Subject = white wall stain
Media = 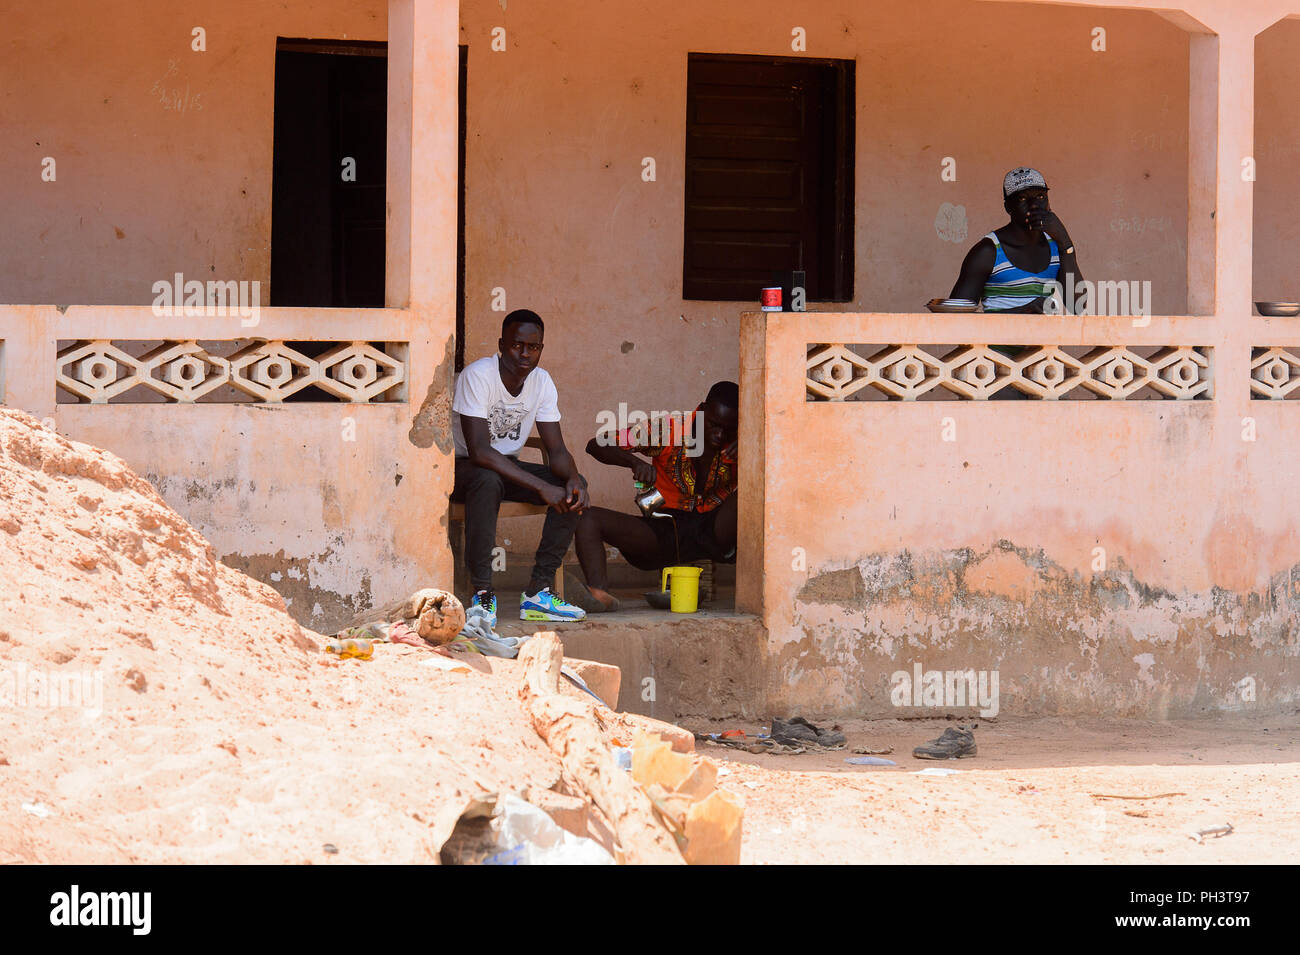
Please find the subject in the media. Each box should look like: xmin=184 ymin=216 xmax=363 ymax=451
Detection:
xmin=935 ymin=202 xmax=968 ymax=243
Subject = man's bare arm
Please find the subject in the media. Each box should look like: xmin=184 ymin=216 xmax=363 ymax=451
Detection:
xmin=950 ymin=238 xmax=996 ymax=303
xmin=586 ymin=437 xmax=656 ymax=485
xmin=537 ymin=420 xmax=589 ymax=511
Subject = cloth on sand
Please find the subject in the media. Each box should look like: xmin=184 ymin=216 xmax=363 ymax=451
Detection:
xmin=457 ymin=604 xmax=530 ymax=658
xmin=334 ymin=595 xmax=529 ymax=659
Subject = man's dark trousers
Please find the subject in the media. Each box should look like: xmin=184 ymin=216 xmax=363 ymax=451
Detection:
xmin=452 ymin=456 xmax=578 ymax=594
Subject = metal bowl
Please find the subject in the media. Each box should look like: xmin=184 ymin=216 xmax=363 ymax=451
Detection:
xmin=643 ymin=591 xmax=672 ymax=610
xmin=926 ymin=297 xmax=979 ymax=313
xmin=1255 ymin=301 xmax=1300 ymax=316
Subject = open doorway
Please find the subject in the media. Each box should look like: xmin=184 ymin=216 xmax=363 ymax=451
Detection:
xmin=270 ymin=38 xmax=387 ymax=307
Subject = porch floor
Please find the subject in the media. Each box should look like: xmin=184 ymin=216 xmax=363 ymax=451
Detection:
xmin=494 ymin=583 xmax=765 ymax=720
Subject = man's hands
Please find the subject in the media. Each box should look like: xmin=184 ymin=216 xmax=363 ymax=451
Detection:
xmin=631 ymin=460 xmax=657 ymax=485
xmin=540 ymin=475 xmax=590 ymax=513
xmin=1029 ymin=208 xmax=1071 ymax=246
xmin=564 ymin=474 xmax=589 ymax=512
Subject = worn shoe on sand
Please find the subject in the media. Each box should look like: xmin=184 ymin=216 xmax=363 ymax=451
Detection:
xmin=771 ymin=716 xmax=846 ymax=748
xmin=912 ymin=724 xmax=977 ymax=759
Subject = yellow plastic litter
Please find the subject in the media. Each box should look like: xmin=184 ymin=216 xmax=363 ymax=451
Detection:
xmin=325 ymin=638 xmax=374 ymax=660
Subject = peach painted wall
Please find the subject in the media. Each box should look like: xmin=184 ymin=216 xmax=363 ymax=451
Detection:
xmin=0 ymin=0 xmax=387 ymax=305
xmin=6 ymin=0 xmax=1300 ymax=721
xmin=0 ymin=0 xmax=462 ymax=634
xmin=458 ymin=0 xmax=1192 ymax=514
xmin=744 ymin=310 xmax=1300 ymax=718
xmin=2 ymin=0 xmax=1194 ymax=515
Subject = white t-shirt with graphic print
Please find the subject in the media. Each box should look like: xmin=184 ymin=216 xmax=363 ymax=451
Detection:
xmin=452 ymin=355 xmax=561 ymax=458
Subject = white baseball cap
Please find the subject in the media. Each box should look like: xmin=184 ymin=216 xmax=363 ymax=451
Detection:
xmin=1003 ymin=167 xmax=1049 ymax=198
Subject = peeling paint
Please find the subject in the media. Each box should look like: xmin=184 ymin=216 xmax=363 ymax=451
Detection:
xmin=788 ymin=541 xmax=1300 ymax=719
xmin=408 ymin=337 xmax=454 ymax=452
xmin=220 ymin=545 xmax=375 ymax=634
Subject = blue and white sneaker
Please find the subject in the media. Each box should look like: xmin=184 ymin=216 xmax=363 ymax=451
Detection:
xmin=520 ymin=587 xmax=587 ymax=622
xmin=470 ymin=590 xmax=497 ymax=629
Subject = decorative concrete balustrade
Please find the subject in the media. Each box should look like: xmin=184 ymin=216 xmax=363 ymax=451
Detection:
xmin=806 ymin=343 xmax=1213 ymax=401
xmin=54 ymin=340 xmax=407 ymax=404
xmin=1250 ymin=347 xmax=1300 ymax=399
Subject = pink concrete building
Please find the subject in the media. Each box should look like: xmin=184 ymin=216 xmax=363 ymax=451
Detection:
xmin=3 ymin=0 xmax=1299 ymax=718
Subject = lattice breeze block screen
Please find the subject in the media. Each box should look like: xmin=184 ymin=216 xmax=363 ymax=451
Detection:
xmin=55 ymin=340 xmax=407 ymax=404
xmin=806 ymin=344 xmax=1213 ymax=401
xmin=1250 ymin=347 xmax=1300 ymax=399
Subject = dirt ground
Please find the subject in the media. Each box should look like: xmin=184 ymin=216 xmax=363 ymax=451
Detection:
xmin=684 ymin=714 xmax=1300 ymax=864
xmin=4 ymin=409 xmax=1297 ymax=865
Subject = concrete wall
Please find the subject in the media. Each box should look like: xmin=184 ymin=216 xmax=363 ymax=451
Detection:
xmin=0 ymin=0 xmax=388 ymax=305
xmin=0 ymin=303 xmax=456 ymax=634
xmin=457 ymin=0 xmax=1195 ymax=519
xmin=0 ymin=0 xmax=460 ymax=634
xmin=727 ymin=2 xmax=1300 ymax=721
xmin=7 ymin=0 xmax=1300 ymax=719
xmin=744 ymin=308 xmax=1300 ymax=719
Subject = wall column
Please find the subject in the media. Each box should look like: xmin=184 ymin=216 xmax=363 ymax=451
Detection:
xmin=388 ymin=0 xmax=460 ymax=591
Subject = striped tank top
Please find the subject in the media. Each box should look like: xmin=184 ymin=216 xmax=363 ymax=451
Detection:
xmin=981 ymin=232 xmax=1059 ymax=311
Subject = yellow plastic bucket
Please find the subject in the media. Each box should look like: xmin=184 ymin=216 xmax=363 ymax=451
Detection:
xmin=661 ymin=565 xmax=702 ymax=613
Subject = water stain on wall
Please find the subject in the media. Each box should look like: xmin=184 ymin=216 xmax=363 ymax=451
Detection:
xmin=788 ymin=540 xmax=1300 ymax=719
xmin=221 ymin=547 xmax=374 ymax=634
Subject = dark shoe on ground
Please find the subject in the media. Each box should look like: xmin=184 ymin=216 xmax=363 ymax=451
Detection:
xmin=771 ymin=716 xmax=846 ymax=748
xmin=912 ymin=724 xmax=977 ymax=760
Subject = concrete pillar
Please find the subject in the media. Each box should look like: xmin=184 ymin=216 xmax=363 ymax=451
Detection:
xmin=1190 ymin=26 xmax=1258 ymax=323
xmin=387 ymin=0 xmax=460 ymax=591
xmin=387 ymin=0 xmax=459 ymax=309
xmin=1186 ymin=30 xmax=1219 ymax=316
xmin=737 ymin=312 xmax=768 ymax=616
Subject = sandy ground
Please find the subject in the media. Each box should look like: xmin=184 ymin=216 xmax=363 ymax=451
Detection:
xmin=684 ymin=714 xmax=1300 ymax=864
xmin=5 ymin=409 xmax=1297 ymax=865
xmin=0 ymin=410 xmax=568 ymax=863
xmin=0 ymin=645 xmax=576 ymax=864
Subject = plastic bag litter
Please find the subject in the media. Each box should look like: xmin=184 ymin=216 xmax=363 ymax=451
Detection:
xmin=485 ymin=795 xmax=614 ymax=866
xmin=442 ymin=794 xmax=613 ymax=865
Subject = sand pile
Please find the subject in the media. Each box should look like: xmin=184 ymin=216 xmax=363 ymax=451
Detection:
xmin=0 ymin=409 xmax=566 ymax=863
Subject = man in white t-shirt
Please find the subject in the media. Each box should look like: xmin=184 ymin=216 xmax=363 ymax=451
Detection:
xmin=451 ymin=309 xmax=590 ymax=624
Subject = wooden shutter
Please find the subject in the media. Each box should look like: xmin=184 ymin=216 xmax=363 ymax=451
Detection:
xmin=683 ymin=54 xmax=854 ymax=302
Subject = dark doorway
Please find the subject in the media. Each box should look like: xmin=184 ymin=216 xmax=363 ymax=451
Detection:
xmin=271 ymin=39 xmax=387 ymax=307
xmin=683 ymin=53 xmax=855 ymax=303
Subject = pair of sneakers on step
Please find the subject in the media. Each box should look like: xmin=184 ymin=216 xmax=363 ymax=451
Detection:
xmin=470 ymin=586 xmax=586 ymax=628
